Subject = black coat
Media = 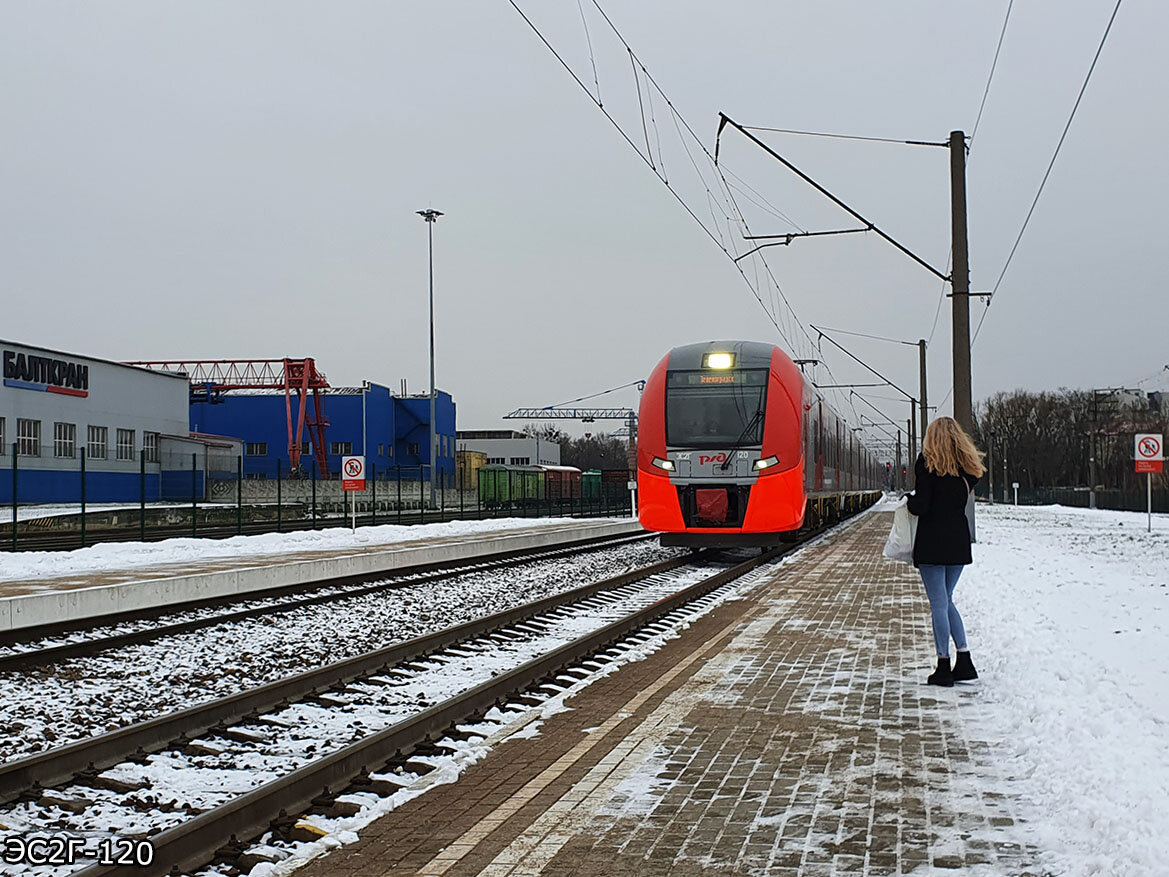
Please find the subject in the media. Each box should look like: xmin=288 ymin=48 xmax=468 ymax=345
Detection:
xmin=906 ymin=454 xmax=979 ymax=566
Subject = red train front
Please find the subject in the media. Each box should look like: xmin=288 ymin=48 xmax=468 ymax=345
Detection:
xmin=637 ymin=340 xmax=881 ymax=547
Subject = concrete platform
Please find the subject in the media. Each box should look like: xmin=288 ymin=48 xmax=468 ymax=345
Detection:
xmin=0 ymin=518 xmax=643 ymax=634
xmin=295 ymin=511 xmax=1042 ymax=877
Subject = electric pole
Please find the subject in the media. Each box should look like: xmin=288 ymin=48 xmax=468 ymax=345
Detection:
xmin=919 ymin=339 xmax=928 ymax=440
xmin=418 ymin=208 xmax=443 ymax=509
xmin=896 ymin=429 xmax=903 ymax=491
xmin=908 ymin=406 xmax=916 ymax=489
xmin=950 ymin=130 xmax=973 ymax=434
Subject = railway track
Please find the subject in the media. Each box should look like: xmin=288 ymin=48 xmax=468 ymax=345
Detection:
xmin=0 ymin=514 xmax=855 ymax=877
xmin=0 ymin=531 xmax=656 ymax=667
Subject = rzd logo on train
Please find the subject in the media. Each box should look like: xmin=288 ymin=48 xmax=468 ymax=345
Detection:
xmin=699 ymin=453 xmax=728 ymax=465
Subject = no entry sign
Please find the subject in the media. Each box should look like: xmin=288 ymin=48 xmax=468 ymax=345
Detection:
xmin=342 ymin=455 xmax=366 ymax=490
xmin=1134 ymin=434 xmax=1163 ymax=474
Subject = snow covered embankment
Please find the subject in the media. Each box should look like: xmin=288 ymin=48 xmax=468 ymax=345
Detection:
xmin=0 ymin=516 xmax=626 ymax=582
xmin=962 ymin=504 xmax=1169 ymax=877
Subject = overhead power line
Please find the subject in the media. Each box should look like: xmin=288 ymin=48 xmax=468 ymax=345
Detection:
xmin=935 ymin=0 xmax=1123 ymax=415
xmin=971 ymin=0 xmax=1123 ymax=349
xmin=970 ymin=0 xmax=1014 ymax=146
xmin=742 ymin=126 xmax=946 ymax=148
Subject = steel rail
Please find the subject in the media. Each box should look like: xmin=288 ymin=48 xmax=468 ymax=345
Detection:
xmin=0 ymin=551 xmax=699 ymax=804
xmin=74 ymin=543 xmax=789 ymax=877
xmin=0 ymin=529 xmax=649 ymax=649
xmin=0 ymin=533 xmax=654 ymax=668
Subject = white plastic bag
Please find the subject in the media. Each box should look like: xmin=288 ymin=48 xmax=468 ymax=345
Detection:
xmin=882 ymin=496 xmax=918 ymax=564
xmin=965 ymin=490 xmax=977 ymax=543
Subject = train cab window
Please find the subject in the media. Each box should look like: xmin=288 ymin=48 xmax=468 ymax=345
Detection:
xmin=664 ymin=369 xmax=768 ymax=447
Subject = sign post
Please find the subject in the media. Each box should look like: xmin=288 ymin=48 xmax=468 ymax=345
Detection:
xmin=1012 ymin=482 xmax=1019 ymax=505
xmin=342 ymin=455 xmax=366 ymax=533
xmin=1134 ymin=434 xmax=1163 ymax=533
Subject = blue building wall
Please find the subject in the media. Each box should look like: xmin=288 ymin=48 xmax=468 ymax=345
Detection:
xmin=395 ymin=394 xmax=457 ymax=479
xmin=0 ymin=469 xmax=165 ymax=504
xmin=189 ymin=386 xmax=456 ymax=480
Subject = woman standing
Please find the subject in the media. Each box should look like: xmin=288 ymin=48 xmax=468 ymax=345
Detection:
xmin=906 ymin=416 xmax=986 ymax=687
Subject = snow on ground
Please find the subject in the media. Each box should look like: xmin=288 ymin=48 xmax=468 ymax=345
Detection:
xmin=961 ymin=502 xmax=1169 ymax=877
xmin=0 ymin=516 xmax=628 ymax=581
xmin=0 ymin=502 xmax=195 ymax=524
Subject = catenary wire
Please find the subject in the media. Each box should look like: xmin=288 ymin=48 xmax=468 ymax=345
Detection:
xmin=576 ymin=0 xmax=602 ymax=105
xmin=511 ymin=2 xmax=874 ymax=441
xmin=741 ymin=126 xmax=946 ymax=148
xmin=970 ymin=0 xmax=1014 ymax=146
xmin=933 ymin=0 xmax=1122 ymax=414
xmin=970 ymin=0 xmax=1123 ymax=350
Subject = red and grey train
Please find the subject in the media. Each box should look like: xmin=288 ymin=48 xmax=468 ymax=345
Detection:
xmin=638 ymin=340 xmax=883 ymax=547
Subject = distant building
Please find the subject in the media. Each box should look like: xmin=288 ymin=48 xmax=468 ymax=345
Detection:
xmin=457 ymin=429 xmax=560 ymax=466
xmin=1107 ymin=388 xmax=1150 ymax=411
xmin=191 ymin=385 xmax=456 ymax=481
xmin=0 ymin=338 xmax=237 ymax=502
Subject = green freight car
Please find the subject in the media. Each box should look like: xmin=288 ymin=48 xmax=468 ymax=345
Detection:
xmin=582 ymin=470 xmax=602 ymax=503
xmin=478 ymin=465 xmax=545 ymax=509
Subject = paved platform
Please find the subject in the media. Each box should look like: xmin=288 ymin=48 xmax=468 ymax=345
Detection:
xmin=296 ymin=511 xmax=1042 ymax=877
xmin=0 ymin=518 xmax=642 ymax=633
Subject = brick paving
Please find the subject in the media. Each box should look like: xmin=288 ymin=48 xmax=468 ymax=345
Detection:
xmin=297 ymin=511 xmax=1045 ymax=876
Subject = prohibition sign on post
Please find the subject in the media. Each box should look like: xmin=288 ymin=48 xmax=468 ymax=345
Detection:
xmin=1134 ymin=434 xmax=1163 ymax=474
xmin=342 ymin=455 xmax=366 ymax=491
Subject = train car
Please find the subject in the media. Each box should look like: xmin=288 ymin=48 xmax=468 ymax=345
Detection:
xmin=478 ymin=464 xmax=545 ymax=509
xmin=540 ymin=465 xmax=582 ymax=501
xmin=581 ymin=469 xmax=633 ymax=505
xmin=637 ymin=340 xmax=883 ymax=547
xmin=582 ymin=470 xmax=602 ymax=502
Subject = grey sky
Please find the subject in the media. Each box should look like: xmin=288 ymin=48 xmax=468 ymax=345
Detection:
xmin=2 ymin=2 xmax=1164 ymax=445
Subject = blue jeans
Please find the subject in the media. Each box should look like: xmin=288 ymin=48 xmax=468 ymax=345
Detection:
xmin=919 ymin=564 xmax=968 ymax=658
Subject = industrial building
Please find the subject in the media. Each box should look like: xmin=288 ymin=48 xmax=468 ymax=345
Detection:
xmin=191 ymin=384 xmax=457 ymax=482
xmin=0 ymin=339 xmax=239 ymax=503
xmin=456 ymin=430 xmax=561 ymax=466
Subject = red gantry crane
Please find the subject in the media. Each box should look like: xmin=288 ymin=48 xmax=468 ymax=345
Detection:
xmin=128 ymin=358 xmax=331 ymax=477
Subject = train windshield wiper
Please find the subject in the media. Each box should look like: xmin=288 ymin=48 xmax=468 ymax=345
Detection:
xmin=720 ymin=406 xmax=764 ymax=470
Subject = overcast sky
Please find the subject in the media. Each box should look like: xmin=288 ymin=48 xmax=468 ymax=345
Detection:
xmin=2 ymin=1 xmax=1165 ymax=448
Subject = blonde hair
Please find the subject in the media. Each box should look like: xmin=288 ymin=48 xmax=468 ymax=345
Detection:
xmin=922 ymin=416 xmax=986 ymax=478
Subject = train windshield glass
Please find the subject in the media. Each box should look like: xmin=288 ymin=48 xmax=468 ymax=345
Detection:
xmin=665 ymin=369 xmax=768 ymax=447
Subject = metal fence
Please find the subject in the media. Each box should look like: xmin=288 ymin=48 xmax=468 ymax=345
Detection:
xmin=0 ymin=447 xmax=633 ymax=551
xmin=974 ymin=482 xmax=1169 ymax=513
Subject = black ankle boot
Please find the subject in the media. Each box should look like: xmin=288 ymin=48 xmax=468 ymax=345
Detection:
xmin=927 ymin=657 xmax=953 ymax=687
xmin=952 ymin=651 xmax=978 ymax=682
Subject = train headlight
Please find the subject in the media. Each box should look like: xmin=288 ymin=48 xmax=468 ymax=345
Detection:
xmin=753 ymin=455 xmax=779 ymax=470
xmin=703 ymin=352 xmax=734 ymax=370
xmin=652 ymin=457 xmax=676 ymax=471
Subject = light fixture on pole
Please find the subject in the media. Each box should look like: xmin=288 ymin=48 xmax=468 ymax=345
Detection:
xmin=417 ymin=208 xmax=443 ymax=508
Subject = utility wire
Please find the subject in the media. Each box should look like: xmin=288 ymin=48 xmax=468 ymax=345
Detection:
xmin=815 ymin=326 xmax=918 ymax=347
xmin=551 ymin=379 xmax=645 ymax=408
xmin=511 ymin=2 xmax=871 ymax=441
xmin=576 ymin=0 xmax=602 ymax=105
xmin=742 ymin=126 xmax=946 ymax=148
xmin=934 ymin=0 xmax=1122 ymax=415
xmin=971 ymin=0 xmax=1123 ymax=349
xmin=970 ymin=0 xmax=1014 ymax=146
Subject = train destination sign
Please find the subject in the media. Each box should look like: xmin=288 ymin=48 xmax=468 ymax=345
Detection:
xmin=668 ymin=370 xmax=768 ymax=388
xmin=2 ymin=349 xmax=90 ymax=398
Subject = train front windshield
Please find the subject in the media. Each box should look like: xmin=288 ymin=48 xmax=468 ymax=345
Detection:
xmin=665 ymin=369 xmax=769 ymax=447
